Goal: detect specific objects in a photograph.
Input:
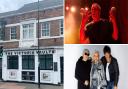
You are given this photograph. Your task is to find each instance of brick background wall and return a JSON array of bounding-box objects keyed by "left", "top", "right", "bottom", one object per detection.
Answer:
[
  {"left": 0, "top": 6, "right": 63, "bottom": 49},
  {"left": 3, "top": 6, "right": 63, "bottom": 24}
]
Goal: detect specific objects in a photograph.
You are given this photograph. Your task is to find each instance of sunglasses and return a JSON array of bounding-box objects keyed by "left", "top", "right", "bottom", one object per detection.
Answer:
[{"left": 85, "top": 53, "right": 89, "bottom": 56}]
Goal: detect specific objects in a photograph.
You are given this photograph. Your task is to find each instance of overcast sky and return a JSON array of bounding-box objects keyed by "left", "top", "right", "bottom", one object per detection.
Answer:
[{"left": 0, "top": 0, "right": 42, "bottom": 13}]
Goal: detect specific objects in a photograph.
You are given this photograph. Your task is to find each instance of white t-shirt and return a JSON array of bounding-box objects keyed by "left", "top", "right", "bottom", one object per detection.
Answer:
[{"left": 106, "top": 63, "right": 110, "bottom": 81}]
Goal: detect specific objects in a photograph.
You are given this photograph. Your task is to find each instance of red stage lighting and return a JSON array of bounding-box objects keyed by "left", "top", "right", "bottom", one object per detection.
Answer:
[
  {"left": 85, "top": 7, "right": 88, "bottom": 11},
  {"left": 66, "top": 6, "right": 69, "bottom": 11},
  {"left": 71, "top": 6, "right": 76, "bottom": 13}
]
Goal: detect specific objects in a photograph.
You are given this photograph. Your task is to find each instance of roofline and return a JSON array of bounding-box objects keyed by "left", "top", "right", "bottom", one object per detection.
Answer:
[
  {"left": 0, "top": 5, "right": 63, "bottom": 19},
  {"left": 4, "top": 46, "right": 63, "bottom": 51}
]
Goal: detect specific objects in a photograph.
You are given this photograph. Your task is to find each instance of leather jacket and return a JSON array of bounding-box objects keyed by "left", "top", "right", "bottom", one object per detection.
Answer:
[{"left": 101, "top": 56, "right": 119, "bottom": 86}]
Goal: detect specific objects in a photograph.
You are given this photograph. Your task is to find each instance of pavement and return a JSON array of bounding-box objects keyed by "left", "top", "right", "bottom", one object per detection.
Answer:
[{"left": 0, "top": 82, "right": 63, "bottom": 89}]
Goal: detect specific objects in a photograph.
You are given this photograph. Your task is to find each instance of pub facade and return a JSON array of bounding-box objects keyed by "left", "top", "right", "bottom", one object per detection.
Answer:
[{"left": 0, "top": 0, "right": 64, "bottom": 84}]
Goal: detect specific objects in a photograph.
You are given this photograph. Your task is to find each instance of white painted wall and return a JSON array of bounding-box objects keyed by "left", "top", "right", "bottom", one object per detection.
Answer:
[
  {"left": 2, "top": 52, "right": 7, "bottom": 81},
  {"left": 64, "top": 45, "right": 128, "bottom": 89},
  {"left": 18, "top": 55, "right": 22, "bottom": 82},
  {"left": 53, "top": 48, "right": 63, "bottom": 84},
  {"left": 2, "top": 47, "right": 63, "bottom": 84}
]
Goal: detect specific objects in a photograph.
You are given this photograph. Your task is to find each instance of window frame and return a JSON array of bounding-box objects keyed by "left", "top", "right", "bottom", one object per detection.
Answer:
[
  {"left": 41, "top": 22, "right": 50, "bottom": 38},
  {"left": 22, "top": 71, "right": 35, "bottom": 81},
  {"left": 39, "top": 54, "right": 53, "bottom": 70},
  {"left": 22, "top": 55, "right": 35, "bottom": 70},
  {"left": 10, "top": 26, "right": 17, "bottom": 40},
  {"left": 7, "top": 55, "right": 19, "bottom": 69},
  {"left": 22, "top": 23, "right": 34, "bottom": 40},
  {"left": 0, "top": 28, "right": 3, "bottom": 41},
  {"left": 59, "top": 19, "right": 63, "bottom": 36}
]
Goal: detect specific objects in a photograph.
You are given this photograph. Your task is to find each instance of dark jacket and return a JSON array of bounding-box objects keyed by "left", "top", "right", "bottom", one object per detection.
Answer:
[
  {"left": 75, "top": 56, "right": 91, "bottom": 89},
  {"left": 101, "top": 56, "right": 119, "bottom": 86},
  {"left": 85, "top": 19, "right": 114, "bottom": 44}
]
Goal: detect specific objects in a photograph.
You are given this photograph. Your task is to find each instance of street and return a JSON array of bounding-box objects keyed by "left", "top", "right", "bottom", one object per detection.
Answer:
[{"left": 0, "top": 82, "right": 63, "bottom": 89}]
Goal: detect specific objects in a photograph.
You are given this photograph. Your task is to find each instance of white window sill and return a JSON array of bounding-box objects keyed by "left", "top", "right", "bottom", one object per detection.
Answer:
[
  {"left": 10, "top": 39, "right": 18, "bottom": 41},
  {"left": 0, "top": 36, "right": 64, "bottom": 43},
  {"left": 39, "top": 36, "right": 63, "bottom": 39},
  {"left": 21, "top": 39, "right": 34, "bottom": 41},
  {"left": 0, "top": 40, "right": 19, "bottom": 43}
]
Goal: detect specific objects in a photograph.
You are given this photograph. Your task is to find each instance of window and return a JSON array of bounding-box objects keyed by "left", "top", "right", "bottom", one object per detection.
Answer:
[
  {"left": 22, "top": 55, "right": 35, "bottom": 70},
  {"left": 39, "top": 54, "right": 53, "bottom": 70},
  {"left": 0, "top": 29, "right": 3, "bottom": 40},
  {"left": 41, "top": 22, "right": 50, "bottom": 37},
  {"left": 7, "top": 55, "right": 18, "bottom": 69},
  {"left": 22, "top": 71, "right": 35, "bottom": 81},
  {"left": 0, "top": 21, "right": 6, "bottom": 40},
  {"left": 10, "top": 27, "right": 17, "bottom": 39},
  {"left": 59, "top": 19, "right": 63, "bottom": 35},
  {"left": 22, "top": 23, "right": 34, "bottom": 39}
]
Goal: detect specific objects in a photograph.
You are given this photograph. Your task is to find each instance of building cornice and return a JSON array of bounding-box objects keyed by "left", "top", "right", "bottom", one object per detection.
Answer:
[
  {"left": 0, "top": 5, "right": 63, "bottom": 19},
  {"left": 5, "top": 16, "right": 64, "bottom": 27},
  {"left": 4, "top": 46, "right": 63, "bottom": 51}
]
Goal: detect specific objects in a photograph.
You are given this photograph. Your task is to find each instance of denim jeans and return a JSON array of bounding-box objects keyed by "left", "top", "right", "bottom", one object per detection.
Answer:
[
  {"left": 90, "top": 86, "right": 97, "bottom": 89},
  {"left": 107, "top": 81, "right": 114, "bottom": 89}
]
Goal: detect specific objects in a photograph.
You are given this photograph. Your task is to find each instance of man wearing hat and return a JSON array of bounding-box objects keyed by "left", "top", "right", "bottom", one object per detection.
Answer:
[{"left": 75, "top": 49, "right": 92, "bottom": 89}]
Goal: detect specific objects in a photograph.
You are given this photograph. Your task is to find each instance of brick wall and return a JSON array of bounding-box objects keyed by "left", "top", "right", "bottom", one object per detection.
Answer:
[
  {"left": 2, "top": 42, "right": 19, "bottom": 49},
  {"left": 3, "top": 6, "right": 63, "bottom": 24},
  {"left": 36, "top": 20, "right": 61, "bottom": 38},
  {"left": 39, "top": 37, "right": 63, "bottom": 47},
  {"left": 0, "top": 6, "right": 63, "bottom": 49}
]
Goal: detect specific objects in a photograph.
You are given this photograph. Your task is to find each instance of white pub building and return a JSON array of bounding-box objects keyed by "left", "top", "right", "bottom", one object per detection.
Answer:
[{"left": 0, "top": 0, "right": 64, "bottom": 84}]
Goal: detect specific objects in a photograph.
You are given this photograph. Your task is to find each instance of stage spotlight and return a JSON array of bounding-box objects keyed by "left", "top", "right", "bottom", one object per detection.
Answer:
[
  {"left": 85, "top": 7, "right": 89, "bottom": 11},
  {"left": 66, "top": 6, "right": 69, "bottom": 11},
  {"left": 71, "top": 6, "right": 76, "bottom": 13}
]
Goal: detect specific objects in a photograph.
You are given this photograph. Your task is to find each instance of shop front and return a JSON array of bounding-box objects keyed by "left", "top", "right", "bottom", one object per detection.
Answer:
[{"left": 2, "top": 47, "right": 63, "bottom": 84}]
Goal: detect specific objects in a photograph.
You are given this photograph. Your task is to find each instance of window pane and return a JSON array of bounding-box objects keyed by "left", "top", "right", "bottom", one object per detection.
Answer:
[
  {"left": 23, "top": 24, "right": 28, "bottom": 28},
  {"left": 23, "top": 25, "right": 28, "bottom": 39},
  {"left": 22, "top": 71, "right": 35, "bottom": 81},
  {"left": 0, "top": 21, "right": 6, "bottom": 40},
  {"left": 11, "top": 34, "right": 16, "bottom": 39},
  {"left": 11, "top": 27, "right": 16, "bottom": 33},
  {"left": 29, "top": 28, "right": 34, "bottom": 38},
  {"left": 22, "top": 55, "right": 35, "bottom": 70},
  {"left": 60, "top": 19, "right": 63, "bottom": 35},
  {"left": 0, "top": 29, "right": 2, "bottom": 40},
  {"left": 0, "top": 29, "right": 4, "bottom": 40},
  {"left": 39, "top": 54, "right": 53, "bottom": 70},
  {"left": 29, "top": 23, "right": 34, "bottom": 38},
  {"left": 42, "top": 30, "right": 49, "bottom": 36},
  {"left": 22, "top": 56, "right": 28, "bottom": 69},
  {"left": 46, "top": 54, "right": 53, "bottom": 70},
  {"left": 7, "top": 55, "right": 18, "bottom": 69},
  {"left": 60, "top": 28, "right": 63, "bottom": 35},
  {"left": 39, "top": 55, "right": 45, "bottom": 70},
  {"left": 29, "top": 23, "right": 34, "bottom": 28},
  {"left": 41, "top": 22, "right": 50, "bottom": 37},
  {"left": 22, "top": 23, "right": 34, "bottom": 39},
  {"left": 28, "top": 55, "right": 35, "bottom": 69}
]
